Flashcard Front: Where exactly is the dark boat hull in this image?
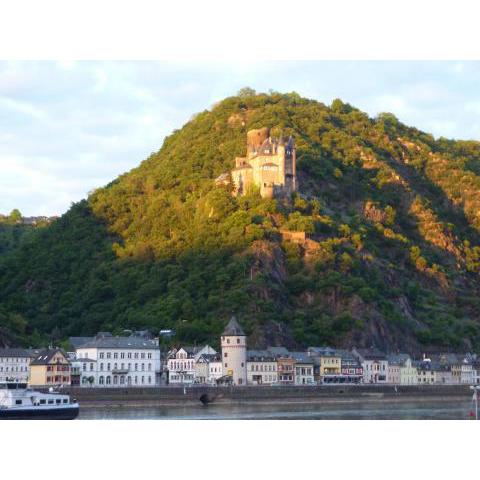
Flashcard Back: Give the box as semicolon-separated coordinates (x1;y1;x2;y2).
0;406;79;420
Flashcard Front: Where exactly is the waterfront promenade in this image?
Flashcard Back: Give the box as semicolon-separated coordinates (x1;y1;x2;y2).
51;383;473;409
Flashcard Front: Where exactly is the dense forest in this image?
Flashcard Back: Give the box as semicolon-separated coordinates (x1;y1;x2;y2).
1;90;480;352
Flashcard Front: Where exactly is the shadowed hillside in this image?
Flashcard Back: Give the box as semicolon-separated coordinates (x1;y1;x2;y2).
1;90;480;352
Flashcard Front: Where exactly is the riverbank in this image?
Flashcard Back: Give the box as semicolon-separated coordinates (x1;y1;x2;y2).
52;384;475;409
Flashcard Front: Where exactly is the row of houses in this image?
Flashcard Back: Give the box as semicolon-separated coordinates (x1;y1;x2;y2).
1;318;479;388
0;331;162;387
165;343;479;386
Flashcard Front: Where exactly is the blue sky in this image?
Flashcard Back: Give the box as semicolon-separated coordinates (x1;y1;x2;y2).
1;61;480;216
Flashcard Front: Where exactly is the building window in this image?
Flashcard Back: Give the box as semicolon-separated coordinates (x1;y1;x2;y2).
237;338;240;344
224;352;228;358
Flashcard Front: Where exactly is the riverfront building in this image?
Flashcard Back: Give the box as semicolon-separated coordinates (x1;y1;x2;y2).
353;348;389;384
247;350;278;385
0;348;33;383
29;348;71;386
74;332;161;387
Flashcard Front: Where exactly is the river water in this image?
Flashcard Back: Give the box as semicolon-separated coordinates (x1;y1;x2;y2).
78;399;475;420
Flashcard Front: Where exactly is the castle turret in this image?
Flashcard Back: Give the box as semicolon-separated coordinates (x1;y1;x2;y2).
221;316;247;385
247;127;270;158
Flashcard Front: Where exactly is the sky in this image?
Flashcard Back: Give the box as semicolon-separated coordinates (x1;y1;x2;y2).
1;60;480;217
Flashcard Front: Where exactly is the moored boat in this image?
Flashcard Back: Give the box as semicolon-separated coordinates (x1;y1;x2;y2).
0;382;79;420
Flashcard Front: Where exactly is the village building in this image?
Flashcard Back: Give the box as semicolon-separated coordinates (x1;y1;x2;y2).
229;128;297;199
167;347;197;384
415;359;438;384
0;348;33;383
74;332;161;387
195;352;221;384
435;364;454;384
29;349;71;386
207;355;223;384
392;355;418;385
307;347;342;383
70;358;97;386
277;355;295;385
247;350;278;385
337;350;363;383
353;348;388;384
291;352;315;385
221;316;247;385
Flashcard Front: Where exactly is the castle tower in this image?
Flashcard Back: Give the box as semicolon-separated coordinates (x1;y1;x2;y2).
229;128;297;199
221;316;247;385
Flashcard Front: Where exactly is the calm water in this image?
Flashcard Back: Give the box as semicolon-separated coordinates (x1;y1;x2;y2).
78;399;475;420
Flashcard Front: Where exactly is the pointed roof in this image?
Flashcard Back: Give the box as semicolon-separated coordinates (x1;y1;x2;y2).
222;316;246;337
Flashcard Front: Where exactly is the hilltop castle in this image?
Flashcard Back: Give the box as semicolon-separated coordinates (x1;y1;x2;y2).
230;128;297;199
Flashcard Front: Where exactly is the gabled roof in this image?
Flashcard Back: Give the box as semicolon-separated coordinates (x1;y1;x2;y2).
247;350;277;362
0;348;31;358
197;353;221;363
308;346;339;357
69;337;94;349
78;336;159;350
387;354;411;366
267;346;290;356
222;316;246;336
290;352;313;364
30;349;68;366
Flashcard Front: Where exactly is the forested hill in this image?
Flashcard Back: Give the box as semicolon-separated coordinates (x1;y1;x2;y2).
1;90;480;352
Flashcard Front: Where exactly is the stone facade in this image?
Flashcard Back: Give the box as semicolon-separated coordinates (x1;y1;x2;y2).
231;127;297;199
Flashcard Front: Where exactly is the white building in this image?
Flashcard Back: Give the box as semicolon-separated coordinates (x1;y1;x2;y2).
75;332;161;387
291;352;314;385
247;350;278;385
353;348;388;384
460;359;474;384
208;357;223;384
167;345;216;384
71;358;97;386
221;316;247;386
0;349;33;383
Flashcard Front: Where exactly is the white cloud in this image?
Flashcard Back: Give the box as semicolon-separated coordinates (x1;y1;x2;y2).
1;61;480;216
